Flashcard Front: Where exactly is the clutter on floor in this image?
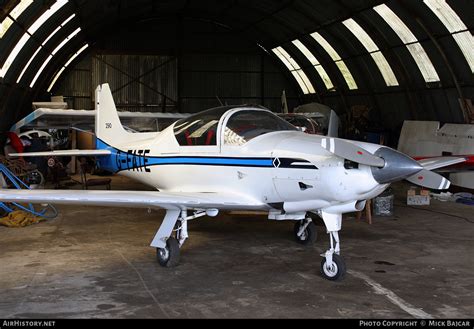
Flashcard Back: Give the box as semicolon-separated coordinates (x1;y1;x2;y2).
407;187;430;205
431;191;474;205
0;210;46;227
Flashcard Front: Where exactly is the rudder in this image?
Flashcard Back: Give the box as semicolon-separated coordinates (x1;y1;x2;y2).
95;83;129;146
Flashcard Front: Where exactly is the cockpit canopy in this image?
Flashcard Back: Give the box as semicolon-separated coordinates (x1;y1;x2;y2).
173;106;297;146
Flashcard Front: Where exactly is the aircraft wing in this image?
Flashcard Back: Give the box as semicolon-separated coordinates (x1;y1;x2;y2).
8;149;111;157
10;108;190;132
0;189;266;211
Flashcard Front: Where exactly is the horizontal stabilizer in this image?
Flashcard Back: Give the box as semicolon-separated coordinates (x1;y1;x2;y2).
9;149;111;157
417;156;466;171
321;138;385;167
406;169;450;190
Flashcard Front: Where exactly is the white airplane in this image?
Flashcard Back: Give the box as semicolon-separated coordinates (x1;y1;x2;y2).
1;84;465;281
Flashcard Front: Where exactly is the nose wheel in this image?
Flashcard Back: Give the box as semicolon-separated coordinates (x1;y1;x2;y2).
320;230;346;281
321;253;346;281
294;217;317;245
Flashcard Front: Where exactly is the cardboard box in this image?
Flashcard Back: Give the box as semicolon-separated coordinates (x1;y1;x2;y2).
77;131;95;149
407;187;430;205
420;189;430;196
407;195;430;205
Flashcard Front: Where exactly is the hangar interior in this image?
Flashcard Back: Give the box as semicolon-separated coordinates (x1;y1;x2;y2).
0;0;473;319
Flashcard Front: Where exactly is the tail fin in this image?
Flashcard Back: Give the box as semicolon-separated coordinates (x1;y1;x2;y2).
95;83;129;146
281;90;288;114
95;83;157;149
327;109;339;137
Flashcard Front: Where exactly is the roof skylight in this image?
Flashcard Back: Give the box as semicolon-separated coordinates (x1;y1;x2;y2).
17;14;76;83
342;18;399;86
272;46;316;94
0;0;68;79
0;0;34;38
292;39;334;90
30;27;81;87
48;43;88;92
373;4;440;82
423;0;474;73
310;32;358;90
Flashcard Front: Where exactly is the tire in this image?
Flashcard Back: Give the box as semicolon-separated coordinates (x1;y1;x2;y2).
320;254;346;281
293;220;317;245
156;237;180;267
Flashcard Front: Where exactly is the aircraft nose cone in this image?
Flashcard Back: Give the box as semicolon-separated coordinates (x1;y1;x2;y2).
371;147;423;184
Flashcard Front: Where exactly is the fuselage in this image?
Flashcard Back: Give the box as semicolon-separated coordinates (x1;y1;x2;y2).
96;106;389;215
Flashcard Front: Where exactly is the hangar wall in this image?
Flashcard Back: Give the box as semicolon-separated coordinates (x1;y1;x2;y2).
51;52;300;115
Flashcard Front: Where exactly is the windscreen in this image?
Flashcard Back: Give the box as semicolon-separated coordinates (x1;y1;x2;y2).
173;107;232;146
224;110;297;146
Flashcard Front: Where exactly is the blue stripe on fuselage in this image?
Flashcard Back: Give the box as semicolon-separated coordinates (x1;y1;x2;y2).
147;157;272;166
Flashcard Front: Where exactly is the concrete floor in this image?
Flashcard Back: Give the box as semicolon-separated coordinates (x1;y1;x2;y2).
0;176;473;319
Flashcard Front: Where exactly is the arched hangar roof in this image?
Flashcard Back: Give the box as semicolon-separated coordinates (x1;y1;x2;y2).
0;0;472;131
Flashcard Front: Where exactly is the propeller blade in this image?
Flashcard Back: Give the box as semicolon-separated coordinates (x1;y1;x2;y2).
416;156;466;171
406;169;451;190
321;138;385;168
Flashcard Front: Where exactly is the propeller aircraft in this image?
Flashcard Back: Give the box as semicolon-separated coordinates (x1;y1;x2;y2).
1;83;464;281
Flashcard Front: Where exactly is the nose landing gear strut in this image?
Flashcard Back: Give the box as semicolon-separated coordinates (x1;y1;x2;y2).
318;211;346;281
320;231;346;280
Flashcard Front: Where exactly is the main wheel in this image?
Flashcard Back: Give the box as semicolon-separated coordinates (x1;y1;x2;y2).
156;237;180;267
293;220;317;245
320;254;346;281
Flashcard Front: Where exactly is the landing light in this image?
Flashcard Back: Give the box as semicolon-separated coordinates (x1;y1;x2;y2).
206;209;219;217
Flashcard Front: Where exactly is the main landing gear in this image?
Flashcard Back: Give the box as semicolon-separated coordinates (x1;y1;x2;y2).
153;209;347;281
152;209;218;267
157;237;180;267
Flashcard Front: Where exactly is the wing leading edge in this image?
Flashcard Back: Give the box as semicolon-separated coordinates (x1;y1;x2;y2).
8;149;111;157
0;189;266;211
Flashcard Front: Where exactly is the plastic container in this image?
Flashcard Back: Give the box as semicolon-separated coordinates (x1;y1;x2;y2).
373;188;394;216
